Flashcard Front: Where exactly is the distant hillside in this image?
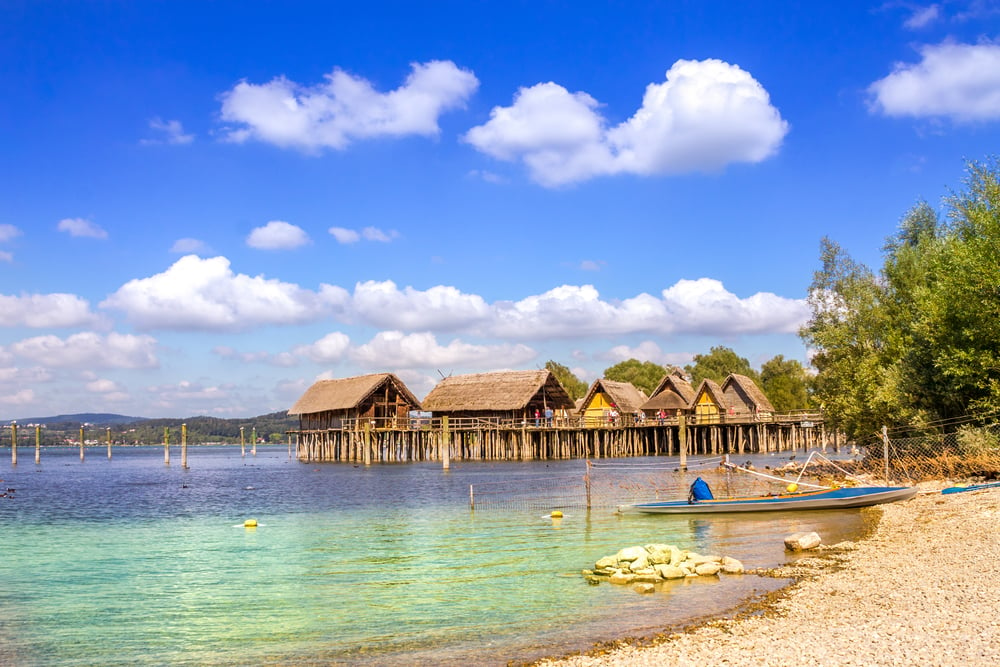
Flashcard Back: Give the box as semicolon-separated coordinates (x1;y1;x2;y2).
13;413;147;426
5;411;298;446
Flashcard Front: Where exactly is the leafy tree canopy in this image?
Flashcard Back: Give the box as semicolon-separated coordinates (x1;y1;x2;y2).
545;360;588;401
685;346;758;387
759;355;812;413
602;359;666;396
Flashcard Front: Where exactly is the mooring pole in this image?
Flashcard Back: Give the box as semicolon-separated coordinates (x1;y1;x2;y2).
79;425;85;462
106;427;112;460
442;416;450;470
35;424;40;464
164;426;170;465
678;412;687;470
585;459;592;509
10;421;17;466
181;423;188;469
240;426;245;457
251;427;257;456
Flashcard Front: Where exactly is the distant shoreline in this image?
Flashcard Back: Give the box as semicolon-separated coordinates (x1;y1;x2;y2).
537;483;999;666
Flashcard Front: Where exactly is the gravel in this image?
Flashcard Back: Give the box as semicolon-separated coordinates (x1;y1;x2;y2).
535;484;1000;666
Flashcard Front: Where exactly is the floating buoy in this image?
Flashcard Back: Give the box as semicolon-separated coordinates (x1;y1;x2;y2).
551;510;563;518
244;518;258;528
786;483;798;493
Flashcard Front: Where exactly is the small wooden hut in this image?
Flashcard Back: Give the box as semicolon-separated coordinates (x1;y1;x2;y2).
289;373;421;430
690;378;727;424
578;379;648;427
640;370;696;419
421;370;574;424
721;373;775;421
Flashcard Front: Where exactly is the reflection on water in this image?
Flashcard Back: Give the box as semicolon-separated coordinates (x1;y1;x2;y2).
0;447;868;665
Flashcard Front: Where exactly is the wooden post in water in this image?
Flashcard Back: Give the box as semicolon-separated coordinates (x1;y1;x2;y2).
10;421;17;466
106;427;112;460
164;427;170;465
251;427;257;456
363;420;372;466
35;424;40;464
240;426;245;457
79;425;85;462
181;423;188;469
585;460;592;509
287;433;292;459
441;416;450;470
678;412;687;470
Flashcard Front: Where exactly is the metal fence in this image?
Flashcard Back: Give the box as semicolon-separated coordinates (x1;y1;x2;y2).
873;425;1000;483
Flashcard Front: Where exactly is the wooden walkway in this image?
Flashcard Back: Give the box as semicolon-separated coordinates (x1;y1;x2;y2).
292;413;830;463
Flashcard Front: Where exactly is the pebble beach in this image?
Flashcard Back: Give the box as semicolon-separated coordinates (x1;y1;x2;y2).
537;485;1000;667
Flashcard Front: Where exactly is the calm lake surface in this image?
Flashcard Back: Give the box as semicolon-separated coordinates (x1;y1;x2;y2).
0;446;868;665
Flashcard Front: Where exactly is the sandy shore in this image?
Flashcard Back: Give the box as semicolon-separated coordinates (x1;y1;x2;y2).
537;484;1000;666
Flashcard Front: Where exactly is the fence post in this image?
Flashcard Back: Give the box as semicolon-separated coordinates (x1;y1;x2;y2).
678;413;687;470
882;425;889;485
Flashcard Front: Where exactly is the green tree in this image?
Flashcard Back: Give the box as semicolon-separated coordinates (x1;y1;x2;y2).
602;359;665;396
759;355;812;413
685;346;757;387
545;360;588;401
800;238;901;441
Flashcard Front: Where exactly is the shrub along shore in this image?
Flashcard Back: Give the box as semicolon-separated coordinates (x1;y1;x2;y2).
536;483;1000;666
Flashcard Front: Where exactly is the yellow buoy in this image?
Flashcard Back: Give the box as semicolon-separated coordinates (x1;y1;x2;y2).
550;510;563;518
786;483;798;493
244;518;258;528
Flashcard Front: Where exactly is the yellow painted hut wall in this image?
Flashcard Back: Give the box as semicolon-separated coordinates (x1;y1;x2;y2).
694;392;721;424
583;392;616;427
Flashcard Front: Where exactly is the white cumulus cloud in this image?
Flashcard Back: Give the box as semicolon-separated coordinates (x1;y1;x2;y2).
353;281;490;330
0;224;21;243
0;293;103;328
293;332;352;364
220;60;479;150
11;332;158;369
58;218;108;239
246;220;311;250
329;227;361;244
661;278;808;334
142;117;194;145
869;42;1000;121
464;59;788;186
170;238;210;254
101;255;350;331
349;331;536;369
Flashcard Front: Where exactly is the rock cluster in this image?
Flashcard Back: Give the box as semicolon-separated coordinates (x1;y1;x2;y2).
582;543;744;593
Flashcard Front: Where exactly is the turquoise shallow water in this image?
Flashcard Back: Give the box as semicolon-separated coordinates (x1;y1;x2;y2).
0;446;866;665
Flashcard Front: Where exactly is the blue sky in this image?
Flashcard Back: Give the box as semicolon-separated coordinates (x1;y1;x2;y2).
2;1;1000;419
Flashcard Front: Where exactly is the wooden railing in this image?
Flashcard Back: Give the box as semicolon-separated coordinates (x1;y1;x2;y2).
293;410;824;433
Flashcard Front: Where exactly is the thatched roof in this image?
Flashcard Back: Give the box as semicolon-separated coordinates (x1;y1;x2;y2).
691;378;728;410
421;370;574;412
579;379;648;414
640;390;690;412
288;373;421;415
647;370;696;404
722;373;775;412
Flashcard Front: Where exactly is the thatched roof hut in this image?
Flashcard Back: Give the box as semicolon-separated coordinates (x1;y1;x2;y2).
721;373;775;418
641;370;696;415
421;370;574;421
691;378;727;423
289;373;421;430
578;379;647;426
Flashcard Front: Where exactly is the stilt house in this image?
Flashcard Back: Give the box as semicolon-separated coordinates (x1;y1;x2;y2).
289;373;422;430
578;379;648;427
690;378;727;424
640;370;696;419
421;370;574;424
721;374;775;421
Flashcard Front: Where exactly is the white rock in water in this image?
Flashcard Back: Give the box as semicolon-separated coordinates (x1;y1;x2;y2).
609;570;636;585
656;564;687;580
784;531;822;551
695;562;722;576
632;582;656;594
617;546;647;562
721;556;745;574
595;555;618;569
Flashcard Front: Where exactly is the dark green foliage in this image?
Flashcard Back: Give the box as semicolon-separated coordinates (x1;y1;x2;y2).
759;355;812;413
801;158;1000;440
602;359;665;395
545;361;588;401
685;346;758;387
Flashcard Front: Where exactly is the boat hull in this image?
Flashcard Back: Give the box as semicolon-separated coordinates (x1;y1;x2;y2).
621;486;918;514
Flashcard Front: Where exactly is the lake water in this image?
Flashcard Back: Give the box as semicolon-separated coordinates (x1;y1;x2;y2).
0;446;867;665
